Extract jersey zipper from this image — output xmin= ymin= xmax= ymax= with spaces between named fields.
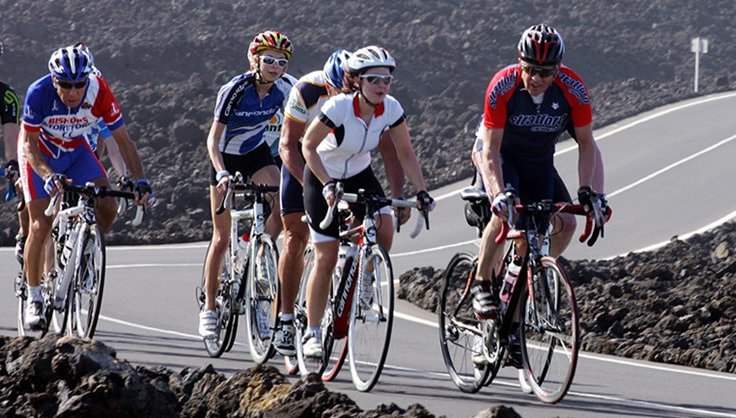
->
xmin=340 ymin=120 xmax=369 ymax=179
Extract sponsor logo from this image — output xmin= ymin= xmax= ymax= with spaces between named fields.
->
xmin=222 ymin=83 xmax=247 ymax=117
xmin=81 ymin=102 xmax=92 ymax=109
xmin=287 ymin=98 xmax=307 ymax=116
xmin=233 ymin=108 xmax=277 ymax=118
xmin=508 ymin=113 xmax=567 ymax=133
xmin=558 ymin=72 xmax=590 ymax=105
xmin=336 ymin=256 xmax=359 ymax=318
xmin=552 ymin=102 xmax=559 ymax=110
xmin=488 ymin=73 xmax=516 ymax=109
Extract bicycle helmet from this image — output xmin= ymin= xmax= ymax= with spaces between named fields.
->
xmin=248 ymin=30 xmax=293 ymax=60
xmin=347 ymin=46 xmax=395 ymax=74
xmin=517 ymin=24 xmax=565 ymax=66
xmin=323 ymin=49 xmax=351 ymax=89
xmin=48 ymin=45 xmax=94 ymax=82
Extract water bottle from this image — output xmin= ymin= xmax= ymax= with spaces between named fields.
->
xmin=61 ymin=226 xmax=78 ymax=268
xmin=233 ymin=232 xmax=249 ymax=276
xmin=335 ymin=242 xmax=356 ymax=281
xmin=499 ymin=258 xmax=521 ymax=304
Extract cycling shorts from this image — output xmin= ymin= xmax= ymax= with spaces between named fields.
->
xmin=209 ymin=142 xmax=275 ymax=185
xmin=304 ymin=165 xmax=389 ymax=241
xmin=280 ymin=162 xmax=304 ymax=216
xmin=501 ymin=152 xmax=555 ymax=232
xmin=20 ymin=141 xmax=106 ymax=202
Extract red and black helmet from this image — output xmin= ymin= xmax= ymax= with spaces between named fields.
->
xmin=517 ymin=24 xmax=565 ymax=66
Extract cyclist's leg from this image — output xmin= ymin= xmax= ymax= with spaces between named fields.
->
xmin=549 ymin=168 xmax=575 ymax=258
xmin=278 ymin=213 xmax=308 ymax=315
xmin=204 ymin=184 xmax=231 ymax=312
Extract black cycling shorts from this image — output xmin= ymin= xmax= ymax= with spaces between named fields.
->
xmin=209 ymin=142 xmax=275 ymax=185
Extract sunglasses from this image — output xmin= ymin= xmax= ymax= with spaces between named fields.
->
xmin=55 ymin=78 xmax=88 ymax=89
xmin=260 ymin=56 xmax=289 ymax=68
xmin=521 ymin=63 xmax=557 ymax=78
xmin=360 ymin=74 xmax=394 ymax=85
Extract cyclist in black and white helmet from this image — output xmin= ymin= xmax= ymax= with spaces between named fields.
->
xmin=298 ymin=45 xmax=435 ymax=358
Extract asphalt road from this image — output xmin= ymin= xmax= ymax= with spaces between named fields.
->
xmin=2 ymin=91 xmax=736 ymax=417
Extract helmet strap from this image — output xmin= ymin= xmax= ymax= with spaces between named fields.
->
xmin=359 ymin=87 xmax=380 ymax=107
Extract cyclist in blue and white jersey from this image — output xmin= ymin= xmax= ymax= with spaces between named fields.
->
xmin=199 ymin=30 xmax=295 ymax=339
xmin=19 ymin=45 xmax=152 ymax=328
xmin=300 ymin=46 xmax=435 ymax=357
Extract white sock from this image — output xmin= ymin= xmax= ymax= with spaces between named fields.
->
xmin=28 ymin=285 xmax=43 ymax=303
xmin=280 ymin=313 xmax=294 ymax=322
xmin=308 ymin=326 xmax=321 ymax=336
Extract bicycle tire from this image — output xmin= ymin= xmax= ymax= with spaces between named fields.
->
xmin=438 ymin=252 xmax=491 ymax=393
xmin=295 ymin=245 xmax=327 ymax=375
xmin=199 ymin=241 xmax=236 ymax=358
xmin=245 ymin=234 xmax=280 ymax=364
xmin=348 ymin=244 xmax=394 ymax=392
xmin=70 ymin=225 xmax=106 ymax=338
xmin=285 ymin=245 xmax=315 ymax=376
xmin=321 ymin=266 xmax=349 ymax=382
xmin=520 ymin=256 xmax=579 ymax=404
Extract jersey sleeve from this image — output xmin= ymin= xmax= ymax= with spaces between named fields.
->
xmin=483 ymin=66 xmax=519 ymax=129
xmin=319 ymin=95 xmax=343 ymax=127
xmin=92 ymin=77 xmax=125 ymax=131
xmin=1 ymin=85 xmax=20 ymax=125
xmin=21 ymin=84 xmax=44 ymax=132
xmin=284 ymin=82 xmax=309 ymax=123
xmin=387 ymin=97 xmax=405 ymax=128
xmin=556 ymin=67 xmax=593 ymax=127
xmin=213 ymin=76 xmax=245 ymax=125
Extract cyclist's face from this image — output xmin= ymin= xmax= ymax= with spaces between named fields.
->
xmin=258 ymin=50 xmax=288 ymax=82
xmin=360 ymin=67 xmax=392 ymax=103
xmin=519 ymin=61 xmax=557 ymax=96
xmin=53 ymin=77 xmax=87 ymax=108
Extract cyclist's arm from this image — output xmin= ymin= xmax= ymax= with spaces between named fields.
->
xmin=377 ymin=131 xmax=405 ymax=198
xmin=573 ymin=124 xmax=597 ymax=191
xmin=278 ymin=116 xmax=306 ymax=185
xmin=103 ymin=134 xmax=128 ymax=178
xmin=21 ymin=129 xmax=53 ymax=179
xmin=3 ymin=123 xmax=19 ymax=161
xmin=387 ymin=121 xmax=427 ymax=192
xmin=206 ymin=120 xmax=228 ymax=174
xmin=479 ymin=126 xmax=504 ymax=198
xmin=109 ymin=125 xmax=145 ymax=180
xmin=301 ymin=119 xmax=333 ymax=185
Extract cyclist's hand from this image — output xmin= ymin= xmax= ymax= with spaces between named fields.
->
xmin=43 ymin=173 xmax=67 ymax=196
xmin=322 ymin=179 xmax=336 ymax=207
xmin=134 ymin=178 xmax=154 ymax=207
xmin=416 ymin=190 xmax=435 ymax=212
xmin=491 ymin=191 xmax=512 ymax=219
xmin=394 ymin=206 xmax=411 ymax=225
xmin=116 ymin=175 xmax=134 ymax=191
xmin=215 ymin=170 xmax=230 ymax=193
xmin=4 ymin=159 xmax=19 ymax=182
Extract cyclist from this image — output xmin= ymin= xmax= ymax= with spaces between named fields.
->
xmin=300 ymin=45 xmax=434 ymax=357
xmin=473 ymin=23 xmax=608 ymax=334
xmin=19 ymin=45 xmax=152 ymax=328
xmin=469 ymin=114 xmax=606 ymax=257
xmin=272 ymin=49 xmax=407 ymax=356
xmin=0 ymin=40 xmax=24 ymax=263
xmin=199 ymin=30 xmax=294 ymax=339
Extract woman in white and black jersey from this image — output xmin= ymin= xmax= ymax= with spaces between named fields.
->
xmin=300 ymin=45 xmax=434 ymax=357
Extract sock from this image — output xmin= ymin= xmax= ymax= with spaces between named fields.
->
xmin=308 ymin=325 xmax=321 ymax=336
xmin=28 ymin=285 xmax=42 ymax=303
xmin=280 ymin=313 xmax=294 ymax=322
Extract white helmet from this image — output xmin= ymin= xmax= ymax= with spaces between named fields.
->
xmin=347 ymin=46 xmax=395 ymax=73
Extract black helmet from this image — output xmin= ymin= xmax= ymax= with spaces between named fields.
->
xmin=517 ymin=24 xmax=565 ymax=66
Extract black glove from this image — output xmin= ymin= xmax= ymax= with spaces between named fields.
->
xmin=117 ymin=175 xmax=134 ymax=191
xmin=416 ymin=190 xmax=435 ymax=212
xmin=4 ymin=159 xmax=19 ymax=179
xmin=577 ymin=186 xmax=595 ymax=209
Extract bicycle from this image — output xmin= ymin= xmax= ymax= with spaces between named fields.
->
xmin=15 ymin=182 xmax=142 ymax=338
xmin=293 ymin=183 xmax=428 ymax=392
xmin=439 ymin=190 xmax=608 ymax=403
xmin=195 ymin=172 xmax=280 ymax=365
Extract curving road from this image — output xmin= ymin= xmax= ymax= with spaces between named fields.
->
xmin=2 ymin=91 xmax=736 ymax=417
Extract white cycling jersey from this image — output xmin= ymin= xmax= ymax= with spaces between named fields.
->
xmin=284 ymin=70 xmax=330 ymax=126
xmin=317 ymin=92 xmax=405 ymax=180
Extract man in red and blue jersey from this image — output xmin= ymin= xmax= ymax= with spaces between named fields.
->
xmin=19 ymin=45 xmax=152 ymax=328
xmin=472 ymin=24 xmax=607 ymax=342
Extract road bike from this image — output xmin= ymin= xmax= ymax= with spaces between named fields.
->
xmin=196 ymin=172 xmax=280 ymax=364
xmin=439 ymin=189 xmax=608 ymax=403
xmin=15 ymin=182 xmax=142 ymax=338
xmin=292 ymin=183 xmax=428 ymax=392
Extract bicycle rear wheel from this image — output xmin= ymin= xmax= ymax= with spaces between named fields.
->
xmin=520 ymin=257 xmax=579 ymax=404
xmin=70 ymin=225 xmax=106 ymax=338
xmin=348 ymin=245 xmax=394 ymax=392
xmin=438 ymin=252 xmax=491 ymax=393
xmin=245 ymin=235 xmax=280 ymax=364
xmin=199 ymin=241 xmax=236 ymax=358
xmin=295 ymin=245 xmax=328 ymax=375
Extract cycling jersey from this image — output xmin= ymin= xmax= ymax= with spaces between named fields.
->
xmin=263 ymin=73 xmax=297 ymax=159
xmin=317 ymin=92 xmax=405 ymax=180
xmin=280 ymin=70 xmax=331 ymax=215
xmin=483 ymin=64 xmax=592 ymax=162
xmin=21 ymin=74 xmax=124 ymax=159
xmin=0 ymin=81 xmax=20 ymax=125
xmin=213 ymin=72 xmax=292 ymax=156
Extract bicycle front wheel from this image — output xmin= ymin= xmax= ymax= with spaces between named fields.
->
xmin=438 ymin=252 xmax=491 ymax=393
xmin=245 ymin=234 xmax=280 ymax=364
xmin=520 ymin=256 xmax=579 ymax=404
xmin=199 ymin=241 xmax=236 ymax=358
xmin=70 ymin=225 xmax=106 ymax=338
xmin=348 ymin=244 xmax=394 ymax=392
